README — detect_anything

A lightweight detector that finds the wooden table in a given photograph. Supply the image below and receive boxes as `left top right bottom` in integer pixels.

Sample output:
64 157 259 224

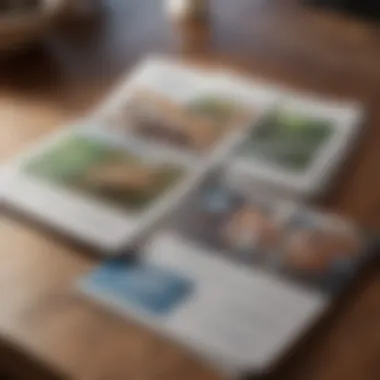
1 1 380 379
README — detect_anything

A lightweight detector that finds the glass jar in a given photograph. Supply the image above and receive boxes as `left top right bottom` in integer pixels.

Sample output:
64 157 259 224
166 0 209 20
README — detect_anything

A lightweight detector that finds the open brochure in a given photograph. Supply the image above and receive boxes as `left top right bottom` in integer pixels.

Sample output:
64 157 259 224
0 57 371 377
0 57 364 252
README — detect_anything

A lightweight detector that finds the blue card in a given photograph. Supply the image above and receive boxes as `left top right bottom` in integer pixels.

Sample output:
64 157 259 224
81 259 193 316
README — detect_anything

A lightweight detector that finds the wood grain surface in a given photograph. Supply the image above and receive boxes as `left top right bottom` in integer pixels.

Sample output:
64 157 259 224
1 1 380 379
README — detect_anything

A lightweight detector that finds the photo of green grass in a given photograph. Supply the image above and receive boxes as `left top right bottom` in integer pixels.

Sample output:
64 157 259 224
239 108 334 171
23 134 184 211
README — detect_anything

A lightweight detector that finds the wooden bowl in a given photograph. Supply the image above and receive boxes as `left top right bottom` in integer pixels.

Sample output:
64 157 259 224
0 0 66 52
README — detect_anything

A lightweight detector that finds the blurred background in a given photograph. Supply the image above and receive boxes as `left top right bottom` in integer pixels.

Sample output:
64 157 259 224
1 1 380 380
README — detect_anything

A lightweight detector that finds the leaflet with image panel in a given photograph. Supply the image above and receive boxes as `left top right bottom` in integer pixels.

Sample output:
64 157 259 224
1 126 202 253
79 168 374 376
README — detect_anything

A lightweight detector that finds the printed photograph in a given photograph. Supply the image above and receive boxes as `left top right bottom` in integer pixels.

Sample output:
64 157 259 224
112 88 251 153
282 210 364 293
238 107 334 172
172 174 365 294
82 258 194 316
173 175 281 264
23 134 184 211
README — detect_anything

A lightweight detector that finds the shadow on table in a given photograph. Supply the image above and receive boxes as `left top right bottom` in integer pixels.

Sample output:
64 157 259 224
0 335 68 380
